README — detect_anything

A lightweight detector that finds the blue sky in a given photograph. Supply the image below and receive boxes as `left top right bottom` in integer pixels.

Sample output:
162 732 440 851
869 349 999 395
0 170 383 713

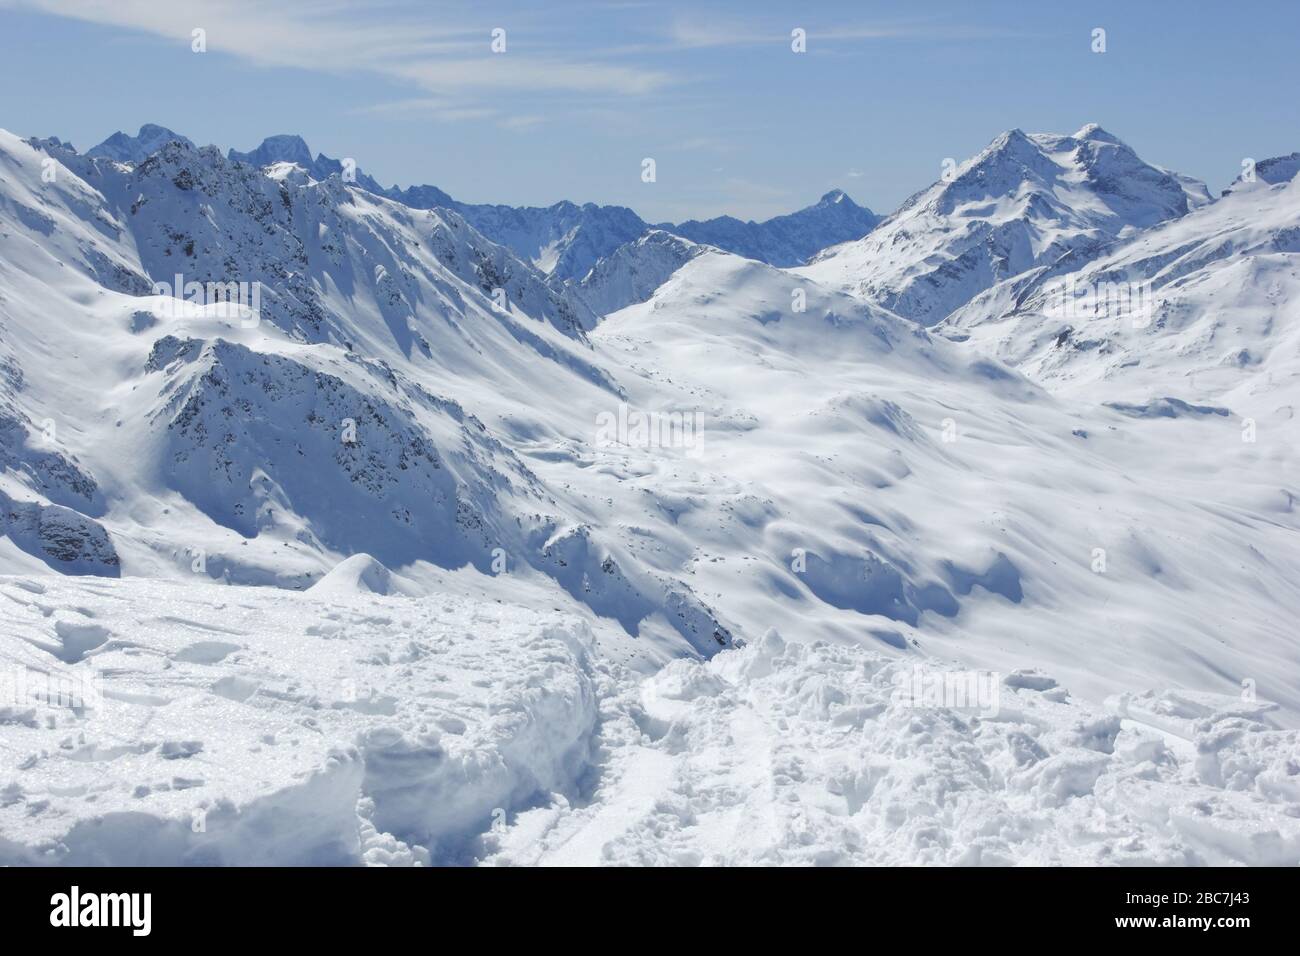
1 0 1298 222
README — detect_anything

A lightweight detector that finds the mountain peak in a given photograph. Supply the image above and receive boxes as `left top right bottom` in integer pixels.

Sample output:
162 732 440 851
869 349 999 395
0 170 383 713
229 134 314 169
87 123 193 164
1224 150 1300 195
1255 151 1300 185
922 128 1062 214
137 123 180 141
664 189 878 267
990 128 1034 151
962 127 1051 173
803 122 1206 326
1073 122 1121 144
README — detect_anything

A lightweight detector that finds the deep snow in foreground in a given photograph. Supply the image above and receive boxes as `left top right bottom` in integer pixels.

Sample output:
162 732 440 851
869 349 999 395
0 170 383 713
2 574 1296 866
0 573 598 865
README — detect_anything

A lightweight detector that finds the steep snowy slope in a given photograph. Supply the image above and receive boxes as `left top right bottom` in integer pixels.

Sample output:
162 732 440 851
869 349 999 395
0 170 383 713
572 229 706 315
0 130 141 576
0 129 733 659
664 189 878 268
798 125 1209 326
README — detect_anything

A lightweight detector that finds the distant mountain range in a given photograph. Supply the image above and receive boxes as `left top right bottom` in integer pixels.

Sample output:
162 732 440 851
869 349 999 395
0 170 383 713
81 125 879 282
660 189 879 267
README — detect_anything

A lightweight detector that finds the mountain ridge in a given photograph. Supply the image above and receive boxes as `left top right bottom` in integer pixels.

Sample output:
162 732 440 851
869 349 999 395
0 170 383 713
798 123 1211 326
83 127 880 281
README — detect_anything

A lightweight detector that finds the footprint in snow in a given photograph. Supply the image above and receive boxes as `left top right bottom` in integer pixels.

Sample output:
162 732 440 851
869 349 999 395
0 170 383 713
173 641 243 664
50 621 112 664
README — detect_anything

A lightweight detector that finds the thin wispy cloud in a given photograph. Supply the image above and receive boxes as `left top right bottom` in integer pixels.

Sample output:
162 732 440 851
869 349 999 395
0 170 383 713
3 0 676 95
499 114 546 132
658 13 1030 52
5 0 479 67
349 98 499 123
665 16 915 50
388 57 672 96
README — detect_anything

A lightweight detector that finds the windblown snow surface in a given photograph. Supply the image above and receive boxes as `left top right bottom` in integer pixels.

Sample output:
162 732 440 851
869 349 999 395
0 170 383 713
1 125 1299 866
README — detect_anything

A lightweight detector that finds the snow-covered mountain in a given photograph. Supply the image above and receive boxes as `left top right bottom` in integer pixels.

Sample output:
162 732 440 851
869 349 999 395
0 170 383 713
227 133 394 197
86 123 195 164
1222 151 1300 197
572 229 707 314
664 189 878 268
6 120 1299 698
4 120 1300 867
188 133 647 282
586 244 1300 712
451 199 648 281
562 192 878 315
0 129 733 659
218 133 875 282
940 152 1300 405
228 133 324 171
798 125 1210 326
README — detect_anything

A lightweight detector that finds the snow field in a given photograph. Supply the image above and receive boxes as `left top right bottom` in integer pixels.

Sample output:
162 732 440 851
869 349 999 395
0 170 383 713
0 572 599 865
1 571 1297 866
